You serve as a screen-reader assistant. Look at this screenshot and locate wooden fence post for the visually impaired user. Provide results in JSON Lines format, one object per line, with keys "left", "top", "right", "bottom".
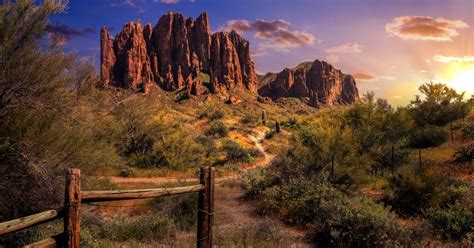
{"left": 197, "top": 167, "right": 210, "bottom": 248}
{"left": 64, "top": 169, "right": 81, "bottom": 248}
{"left": 208, "top": 167, "right": 215, "bottom": 248}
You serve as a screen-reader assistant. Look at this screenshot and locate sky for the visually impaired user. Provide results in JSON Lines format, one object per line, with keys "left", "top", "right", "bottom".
{"left": 48, "top": 0, "right": 474, "bottom": 106}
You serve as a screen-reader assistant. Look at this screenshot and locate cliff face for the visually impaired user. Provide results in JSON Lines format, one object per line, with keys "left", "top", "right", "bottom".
{"left": 100, "top": 12, "right": 257, "bottom": 94}
{"left": 258, "top": 60, "right": 359, "bottom": 106}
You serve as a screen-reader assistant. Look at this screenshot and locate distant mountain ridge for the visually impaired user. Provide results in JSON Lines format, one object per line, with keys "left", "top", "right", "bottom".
{"left": 258, "top": 60, "right": 359, "bottom": 107}
{"left": 100, "top": 12, "right": 358, "bottom": 107}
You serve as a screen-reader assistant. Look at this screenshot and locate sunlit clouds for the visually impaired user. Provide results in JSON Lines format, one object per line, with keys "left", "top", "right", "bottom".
{"left": 353, "top": 72, "right": 376, "bottom": 81}
{"left": 325, "top": 43, "right": 362, "bottom": 53}
{"left": 432, "top": 55, "right": 474, "bottom": 64}
{"left": 385, "top": 16, "right": 468, "bottom": 41}
{"left": 223, "top": 19, "right": 316, "bottom": 52}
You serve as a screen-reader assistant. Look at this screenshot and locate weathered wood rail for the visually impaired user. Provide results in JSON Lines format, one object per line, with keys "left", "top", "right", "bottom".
{"left": 0, "top": 167, "right": 215, "bottom": 248}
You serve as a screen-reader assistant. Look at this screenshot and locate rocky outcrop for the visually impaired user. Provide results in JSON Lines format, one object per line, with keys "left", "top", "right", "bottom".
{"left": 100, "top": 12, "right": 257, "bottom": 94}
{"left": 258, "top": 60, "right": 359, "bottom": 106}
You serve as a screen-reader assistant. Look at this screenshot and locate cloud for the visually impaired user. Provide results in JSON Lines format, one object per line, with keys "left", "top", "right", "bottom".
{"left": 46, "top": 24, "right": 95, "bottom": 45}
{"left": 324, "top": 55, "right": 340, "bottom": 63}
{"left": 385, "top": 16, "right": 468, "bottom": 41}
{"left": 110, "top": 0, "right": 136, "bottom": 7}
{"left": 110, "top": 0, "right": 146, "bottom": 12}
{"left": 223, "top": 19, "right": 316, "bottom": 52}
{"left": 154, "top": 0, "right": 179, "bottom": 3}
{"left": 325, "top": 43, "right": 362, "bottom": 53}
{"left": 153, "top": 0, "right": 196, "bottom": 3}
{"left": 250, "top": 50, "right": 268, "bottom": 58}
{"left": 432, "top": 55, "right": 474, "bottom": 63}
{"left": 353, "top": 72, "right": 396, "bottom": 81}
{"left": 378, "top": 75, "right": 396, "bottom": 80}
{"left": 353, "top": 73, "right": 376, "bottom": 81}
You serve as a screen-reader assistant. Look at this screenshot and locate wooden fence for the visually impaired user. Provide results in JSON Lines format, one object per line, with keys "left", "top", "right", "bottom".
{"left": 0, "top": 167, "right": 215, "bottom": 248}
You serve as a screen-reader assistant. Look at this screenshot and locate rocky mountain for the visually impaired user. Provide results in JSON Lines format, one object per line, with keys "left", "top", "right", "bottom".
{"left": 258, "top": 60, "right": 359, "bottom": 107}
{"left": 100, "top": 12, "right": 257, "bottom": 96}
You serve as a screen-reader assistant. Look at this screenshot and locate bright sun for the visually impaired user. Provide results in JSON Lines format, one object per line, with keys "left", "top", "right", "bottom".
{"left": 445, "top": 66, "right": 474, "bottom": 96}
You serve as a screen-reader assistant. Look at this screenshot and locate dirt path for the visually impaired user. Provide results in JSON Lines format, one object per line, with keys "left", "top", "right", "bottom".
{"left": 106, "top": 128, "right": 310, "bottom": 246}
{"left": 214, "top": 183, "right": 310, "bottom": 247}
{"left": 108, "top": 129, "right": 274, "bottom": 184}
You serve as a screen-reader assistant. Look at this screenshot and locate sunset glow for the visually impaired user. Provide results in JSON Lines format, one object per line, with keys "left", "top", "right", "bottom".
{"left": 445, "top": 64, "right": 474, "bottom": 96}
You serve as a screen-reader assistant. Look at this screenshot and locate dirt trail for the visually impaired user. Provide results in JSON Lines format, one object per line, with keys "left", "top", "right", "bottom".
{"left": 108, "top": 129, "right": 274, "bottom": 184}
{"left": 106, "top": 128, "right": 310, "bottom": 246}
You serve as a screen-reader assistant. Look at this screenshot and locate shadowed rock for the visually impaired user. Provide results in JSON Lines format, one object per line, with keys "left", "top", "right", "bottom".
{"left": 258, "top": 60, "right": 359, "bottom": 106}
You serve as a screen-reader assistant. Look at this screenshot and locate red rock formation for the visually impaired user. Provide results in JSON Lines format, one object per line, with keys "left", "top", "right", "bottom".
{"left": 258, "top": 60, "right": 359, "bottom": 106}
{"left": 100, "top": 22, "right": 153, "bottom": 92}
{"left": 100, "top": 27, "right": 115, "bottom": 86}
{"left": 100, "top": 12, "right": 257, "bottom": 95}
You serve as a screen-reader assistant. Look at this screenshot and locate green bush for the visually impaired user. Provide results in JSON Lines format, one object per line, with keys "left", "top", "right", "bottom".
{"left": 149, "top": 194, "right": 198, "bottom": 231}
{"left": 453, "top": 144, "right": 474, "bottom": 163}
{"left": 241, "top": 115, "right": 253, "bottom": 124}
{"left": 242, "top": 169, "right": 280, "bottom": 200}
{"left": 461, "top": 123, "right": 474, "bottom": 139}
{"left": 127, "top": 149, "right": 169, "bottom": 168}
{"left": 408, "top": 126, "right": 447, "bottom": 148}
{"left": 195, "top": 135, "right": 217, "bottom": 157}
{"left": 424, "top": 206, "right": 474, "bottom": 241}
{"left": 370, "top": 145, "right": 409, "bottom": 172}
{"left": 222, "top": 139, "right": 262, "bottom": 163}
{"left": 209, "top": 110, "right": 225, "bottom": 121}
{"left": 385, "top": 166, "right": 467, "bottom": 216}
{"left": 205, "top": 121, "right": 228, "bottom": 138}
{"left": 118, "top": 166, "right": 135, "bottom": 177}
{"left": 252, "top": 177, "right": 404, "bottom": 247}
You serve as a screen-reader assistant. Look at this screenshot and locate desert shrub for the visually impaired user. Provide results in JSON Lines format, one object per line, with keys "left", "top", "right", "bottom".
{"left": 369, "top": 145, "right": 410, "bottom": 173}
{"left": 215, "top": 220, "right": 284, "bottom": 247}
{"left": 208, "top": 110, "right": 225, "bottom": 121}
{"left": 198, "top": 109, "right": 209, "bottom": 119}
{"left": 242, "top": 169, "right": 280, "bottom": 200}
{"left": 205, "top": 121, "right": 228, "bottom": 138}
{"left": 384, "top": 166, "right": 468, "bottom": 216}
{"left": 127, "top": 149, "right": 169, "bottom": 168}
{"left": 311, "top": 197, "right": 404, "bottom": 247}
{"left": 98, "top": 215, "right": 176, "bottom": 242}
{"left": 241, "top": 114, "right": 253, "bottom": 124}
{"left": 222, "top": 139, "right": 261, "bottom": 163}
{"left": 195, "top": 135, "right": 217, "bottom": 157}
{"left": 252, "top": 177, "right": 404, "bottom": 247}
{"left": 149, "top": 194, "right": 198, "bottom": 231}
{"left": 408, "top": 125, "right": 447, "bottom": 148}
{"left": 117, "top": 133, "right": 155, "bottom": 157}
{"left": 118, "top": 166, "right": 136, "bottom": 177}
{"left": 453, "top": 144, "right": 474, "bottom": 163}
{"left": 424, "top": 206, "right": 474, "bottom": 241}
{"left": 461, "top": 123, "right": 474, "bottom": 139}
{"left": 265, "top": 131, "right": 275, "bottom": 139}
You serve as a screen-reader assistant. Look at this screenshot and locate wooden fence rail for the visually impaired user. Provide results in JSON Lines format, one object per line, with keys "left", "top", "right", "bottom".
{"left": 0, "top": 167, "right": 215, "bottom": 248}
